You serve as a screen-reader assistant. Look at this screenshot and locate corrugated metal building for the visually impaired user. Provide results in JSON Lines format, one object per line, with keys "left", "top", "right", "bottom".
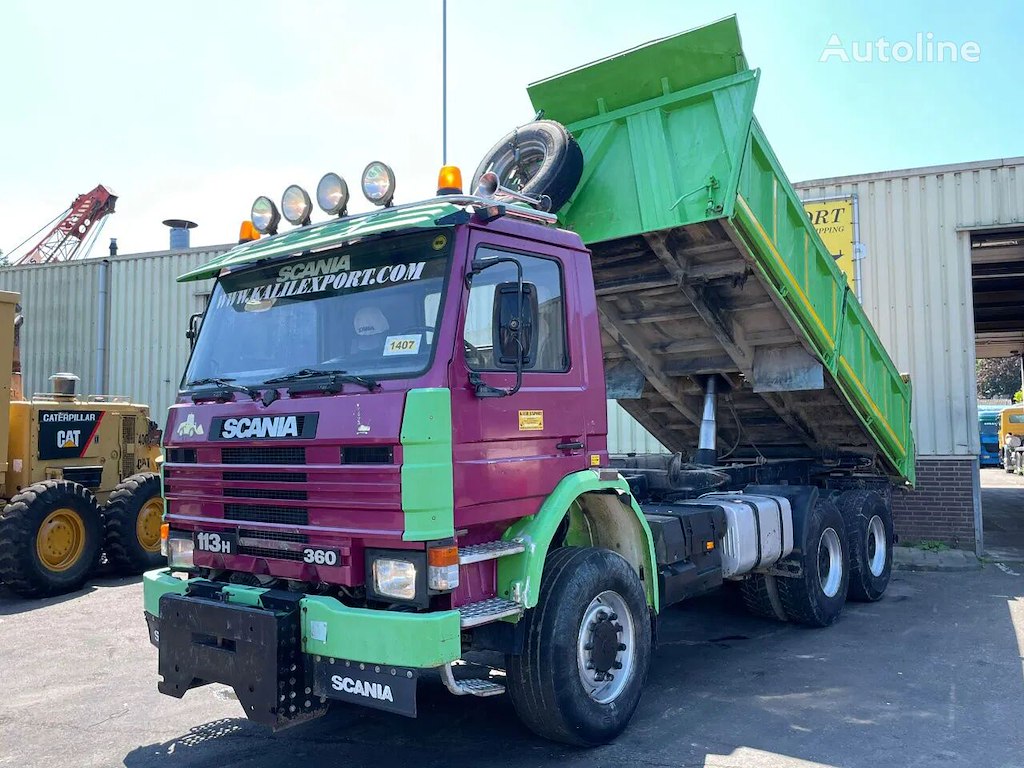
{"left": 796, "top": 156, "right": 1024, "bottom": 553}
{"left": 0, "top": 247, "right": 217, "bottom": 419}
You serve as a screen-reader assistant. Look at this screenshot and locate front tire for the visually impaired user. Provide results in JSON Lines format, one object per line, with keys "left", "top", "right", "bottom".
{"left": 837, "top": 490, "right": 893, "bottom": 602}
{"left": 507, "top": 546, "right": 652, "bottom": 746}
{"left": 104, "top": 473, "right": 165, "bottom": 573}
{"left": 777, "top": 499, "right": 849, "bottom": 627}
{"left": 0, "top": 480, "right": 103, "bottom": 598}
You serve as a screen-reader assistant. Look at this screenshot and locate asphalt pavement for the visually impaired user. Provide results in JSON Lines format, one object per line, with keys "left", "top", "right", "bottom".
{"left": 1, "top": 565, "right": 1022, "bottom": 768}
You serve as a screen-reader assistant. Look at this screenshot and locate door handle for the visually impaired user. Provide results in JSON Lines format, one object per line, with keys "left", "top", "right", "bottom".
{"left": 556, "top": 441, "right": 584, "bottom": 451}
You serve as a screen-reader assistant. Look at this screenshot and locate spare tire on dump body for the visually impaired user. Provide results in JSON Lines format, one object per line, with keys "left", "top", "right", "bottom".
{"left": 471, "top": 120, "right": 583, "bottom": 214}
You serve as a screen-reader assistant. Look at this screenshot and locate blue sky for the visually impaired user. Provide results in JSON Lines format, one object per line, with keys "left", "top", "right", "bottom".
{"left": 1, "top": 0, "right": 1019, "bottom": 256}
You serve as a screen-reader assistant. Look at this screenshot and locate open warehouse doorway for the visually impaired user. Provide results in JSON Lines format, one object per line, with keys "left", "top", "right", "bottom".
{"left": 971, "top": 226, "right": 1024, "bottom": 560}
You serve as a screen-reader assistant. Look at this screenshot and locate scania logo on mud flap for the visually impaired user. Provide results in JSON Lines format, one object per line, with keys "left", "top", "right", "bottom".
{"left": 209, "top": 413, "right": 318, "bottom": 441}
{"left": 331, "top": 675, "right": 394, "bottom": 703}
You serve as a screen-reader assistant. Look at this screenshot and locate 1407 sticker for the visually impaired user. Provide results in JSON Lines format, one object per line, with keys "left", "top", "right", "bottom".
{"left": 383, "top": 334, "right": 421, "bottom": 356}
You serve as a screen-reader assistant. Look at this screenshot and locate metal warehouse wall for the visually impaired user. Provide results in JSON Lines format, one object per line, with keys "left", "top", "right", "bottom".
{"left": 0, "top": 246, "right": 222, "bottom": 424}
{"left": 106, "top": 248, "right": 217, "bottom": 422}
{"left": 0, "top": 260, "right": 103, "bottom": 400}
{"left": 796, "top": 157, "right": 1024, "bottom": 457}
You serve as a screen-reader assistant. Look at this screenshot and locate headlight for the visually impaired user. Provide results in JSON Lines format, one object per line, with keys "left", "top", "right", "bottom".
{"left": 167, "top": 534, "right": 194, "bottom": 569}
{"left": 361, "top": 161, "right": 396, "bottom": 207}
{"left": 251, "top": 196, "right": 280, "bottom": 235}
{"left": 1008, "top": 435, "right": 1022, "bottom": 449}
{"left": 372, "top": 558, "right": 418, "bottom": 600}
{"left": 316, "top": 172, "right": 349, "bottom": 216}
{"left": 281, "top": 184, "right": 312, "bottom": 225}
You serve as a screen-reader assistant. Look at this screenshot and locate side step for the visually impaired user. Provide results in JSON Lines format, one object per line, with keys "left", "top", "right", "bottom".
{"left": 458, "top": 539, "right": 525, "bottom": 564}
{"left": 458, "top": 597, "right": 523, "bottom": 628}
{"left": 439, "top": 663, "right": 506, "bottom": 697}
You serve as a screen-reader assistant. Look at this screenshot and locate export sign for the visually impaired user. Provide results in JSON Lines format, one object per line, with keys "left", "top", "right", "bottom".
{"left": 803, "top": 198, "right": 856, "bottom": 293}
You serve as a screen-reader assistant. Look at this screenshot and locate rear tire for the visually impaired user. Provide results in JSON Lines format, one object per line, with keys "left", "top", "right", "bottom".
{"left": 740, "top": 573, "right": 788, "bottom": 622}
{"left": 0, "top": 480, "right": 102, "bottom": 598}
{"left": 104, "top": 473, "right": 165, "bottom": 573}
{"left": 471, "top": 120, "right": 584, "bottom": 214}
{"left": 837, "top": 490, "right": 893, "bottom": 602}
{"left": 777, "top": 499, "right": 848, "bottom": 627}
{"left": 507, "top": 546, "right": 651, "bottom": 746}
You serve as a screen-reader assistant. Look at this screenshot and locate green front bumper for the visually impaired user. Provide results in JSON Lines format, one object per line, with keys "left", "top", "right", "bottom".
{"left": 143, "top": 569, "right": 462, "bottom": 668}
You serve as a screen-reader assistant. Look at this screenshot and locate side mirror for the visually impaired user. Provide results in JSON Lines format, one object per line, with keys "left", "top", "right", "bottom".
{"left": 493, "top": 281, "right": 538, "bottom": 368}
{"left": 186, "top": 312, "right": 203, "bottom": 349}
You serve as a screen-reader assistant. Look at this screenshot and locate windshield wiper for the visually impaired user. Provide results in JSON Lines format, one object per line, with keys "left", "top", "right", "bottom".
{"left": 187, "top": 377, "right": 260, "bottom": 401}
{"left": 262, "top": 368, "right": 379, "bottom": 391}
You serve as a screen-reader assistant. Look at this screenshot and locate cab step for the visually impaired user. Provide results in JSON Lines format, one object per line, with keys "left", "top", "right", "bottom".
{"left": 458, "top": 597, "right": 523, "bottom": 628}
{"left": 458, "top": 539, "right": 526, "bottom": 564}
{"left": 440, "top": 663, "right": 506, "bottom": 697}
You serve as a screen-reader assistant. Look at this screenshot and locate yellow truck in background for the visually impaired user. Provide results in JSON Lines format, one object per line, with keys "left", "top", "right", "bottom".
{"left": 1000, "top": 405, "right": 1024, "bottom": 474}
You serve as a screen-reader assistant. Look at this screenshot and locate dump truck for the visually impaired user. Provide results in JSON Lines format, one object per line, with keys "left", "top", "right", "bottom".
{"left": 0, "top": 292, "right": 165, "bottom": 598}
{"left": 144, "top": 18, "right": 914, "bottom": 745}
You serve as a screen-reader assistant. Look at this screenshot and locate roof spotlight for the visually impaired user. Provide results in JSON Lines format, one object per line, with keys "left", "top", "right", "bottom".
{"left": 317, "top": 172, "right": 350, "bottom": 216}
{"left": 250, "top": 196, "right": 280, "bottom": 235}
{"left": 282, "top": 184, "right": 312, "bottom": 226}
{"left": 361, "top": 161, "right": 396, "bottom": 207}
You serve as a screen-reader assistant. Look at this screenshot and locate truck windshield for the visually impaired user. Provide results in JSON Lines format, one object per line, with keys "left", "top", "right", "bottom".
{"left": 183, "top": 231, "right": 451, "bottom": 389}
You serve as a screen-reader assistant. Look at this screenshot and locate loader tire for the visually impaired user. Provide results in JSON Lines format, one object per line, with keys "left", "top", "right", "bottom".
{"left": 0, "top": 480, "right": 102, "bottom": 598}
{"left": 740, "top": 573, "right": 788, "bottom": 622}
{"left": 104, "top": 472, "right": 164, "bottom": 574}
{"left": 837, "top": 490, "right": 893, "bottom": 602}
{"left": 777, "top": 498, "right": 848, "bottom": 627}
{"left": 506, "top": 546, "right": 651, "bottom": 746}
{"left": 471, "top": 120, "right": 583, "bottom": 214}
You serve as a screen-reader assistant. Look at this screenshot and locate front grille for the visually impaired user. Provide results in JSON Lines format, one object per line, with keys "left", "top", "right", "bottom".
{"left": 223, "top": 471, "right": 307, "bottom": 483}
{"left": 121, "top": 452, "right": 136, "bottom": 479}
{"left": 167, "top": 448, "right": 197, "bottom": 463}
{"left": 224, "top": 503, "right": 308, "bottom": 526}
{"left": 340, "top": 445, "right": 394, "bottom": 464}
{"left": 221, "top": 447, "right": 306, "bottom": 465}
{"left": 224, "top": 488, "right": 308, "bottom": 501}
{"left": 238, "top": 528, "right": 308, "bottom": 543}
{"left": 236, "top": 544, "right": 306, "bottom": 562}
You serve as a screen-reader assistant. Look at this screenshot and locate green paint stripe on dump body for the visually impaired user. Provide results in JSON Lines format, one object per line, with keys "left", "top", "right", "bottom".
{"left": 496, "top": 470, "right": 660, "bottom": 612}
{"left": 400, "top": 388, "right": 454, "bottom": 541}
{"left": 528, "top": 15, "right": 915, "bottom": 485}
{"left": 301, "top": 596, "right": 462, "bottom": 667}
{"left": 177, "top": 201, "right": 464, "bottom": 282}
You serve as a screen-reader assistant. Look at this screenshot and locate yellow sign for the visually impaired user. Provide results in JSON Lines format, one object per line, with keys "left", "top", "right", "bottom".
{"left": 590, "top": 454, "right": 601, "bottom": 467}
{"left": 803, "top": 198, "right": 856, "bottom": 292}
{"left": 518, "top": 410, "right": 544, "bottom": 431}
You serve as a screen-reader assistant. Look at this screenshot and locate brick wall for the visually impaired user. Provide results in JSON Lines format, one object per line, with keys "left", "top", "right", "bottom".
{"left": 890, "top": 458, "right": 977, "bottom": 550}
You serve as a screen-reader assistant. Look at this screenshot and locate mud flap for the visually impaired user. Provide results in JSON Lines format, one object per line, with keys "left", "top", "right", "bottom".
{"left": 157, "top": 591, "right": 328, "bottom": 729}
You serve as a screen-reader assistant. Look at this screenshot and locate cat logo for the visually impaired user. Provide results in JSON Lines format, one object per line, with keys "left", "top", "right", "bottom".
{"left": 56, "top": 430, "right": 81, "bottom": 449}
{"left": 176, "top": 413, "right": 204, "bottom": 437}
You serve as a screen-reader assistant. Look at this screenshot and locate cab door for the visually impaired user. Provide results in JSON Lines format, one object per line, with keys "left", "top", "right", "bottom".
{"left": 450, "top": 231, "right": 591, "bottom": 528}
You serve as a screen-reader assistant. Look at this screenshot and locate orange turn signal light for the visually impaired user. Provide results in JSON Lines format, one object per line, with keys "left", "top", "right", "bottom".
{"left": 238, "top": 220, "right": 261, "bottom": 243}
{"left": 160, "top": 523, "right": 170, "bottom": 542}
{"left": 428, "top": 544, "right": 459, "bottom": 567}
{"left": 436, "top": 165, "right": 463, "bottom": 196}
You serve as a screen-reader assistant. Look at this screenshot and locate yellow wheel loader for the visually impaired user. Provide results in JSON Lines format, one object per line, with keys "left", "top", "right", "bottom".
{"left": 0, "top": 291, "right": 163, "bottom": 598}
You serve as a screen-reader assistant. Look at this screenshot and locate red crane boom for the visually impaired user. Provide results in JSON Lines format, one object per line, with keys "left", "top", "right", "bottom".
{"left": 14, "top": 185, "right": 117, "bottom": 265}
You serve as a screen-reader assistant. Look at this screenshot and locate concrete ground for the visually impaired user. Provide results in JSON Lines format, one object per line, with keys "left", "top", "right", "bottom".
{"left": 2, "top": 567, "right": 1023, "bottom": 768}
{"left": 982, "top": 467, "right": 1024, "bottom": 561}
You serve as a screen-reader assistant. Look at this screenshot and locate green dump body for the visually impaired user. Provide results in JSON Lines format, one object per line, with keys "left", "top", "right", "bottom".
{"left": 529, "top": 17, "right": 915, "bottom": 484}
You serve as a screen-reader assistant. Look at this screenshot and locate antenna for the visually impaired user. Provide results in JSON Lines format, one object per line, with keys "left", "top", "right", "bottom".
{"left": 442, "top": 0, "right": 447, "bottom": 166}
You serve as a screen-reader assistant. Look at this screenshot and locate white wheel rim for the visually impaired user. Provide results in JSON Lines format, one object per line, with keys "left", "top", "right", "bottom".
{"left": 576, "top": 590, "right": 635, "bottom": 704}
{"left": 867, "top": 515, "right": 887, "bottom": 577}
{"left": 818, "top": 527, "right": 843, "bottom": 598}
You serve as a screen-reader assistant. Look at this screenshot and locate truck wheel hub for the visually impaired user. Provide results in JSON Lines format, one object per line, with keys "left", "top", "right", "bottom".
{"left": 36, "top": 508, "right": 86, "bottom": 571}
{"left": 576, "top": 590, "right": 634, "bottom": 704}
